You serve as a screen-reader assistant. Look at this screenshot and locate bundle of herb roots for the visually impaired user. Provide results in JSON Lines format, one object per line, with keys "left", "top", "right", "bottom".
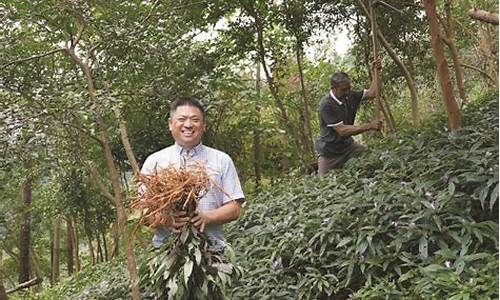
{"left": 132, "top": 165, "right": 240, "bottom": 300}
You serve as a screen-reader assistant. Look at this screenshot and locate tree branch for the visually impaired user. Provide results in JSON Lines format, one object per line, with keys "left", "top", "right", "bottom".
{"left": 1, "top": 48, "right": 65, "bottom": 70}
{"left": 6, "top": 277, "right": 42, "bottom": 294}
{"left": 469, "top": 8, "right": 499, "bottom": 25}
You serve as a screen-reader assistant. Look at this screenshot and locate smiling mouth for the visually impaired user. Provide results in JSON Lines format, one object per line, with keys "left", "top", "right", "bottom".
{"left": 181, "top": 129, "right": 194, "bottom": 136}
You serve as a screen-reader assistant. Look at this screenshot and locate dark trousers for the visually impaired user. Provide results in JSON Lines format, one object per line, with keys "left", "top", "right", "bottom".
{"left": 318, "top": 142, "right": 366, "bottom": 176}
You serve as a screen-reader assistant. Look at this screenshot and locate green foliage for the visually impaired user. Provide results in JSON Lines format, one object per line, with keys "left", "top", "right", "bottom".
{"left": 225, "top": 91, "right": 499, "bottom": 299}
{"left": 13, "top": 259, "right": 129, "bottom": 300}
{"left": 140, "top": 225, "right": 241, "bottom": 300}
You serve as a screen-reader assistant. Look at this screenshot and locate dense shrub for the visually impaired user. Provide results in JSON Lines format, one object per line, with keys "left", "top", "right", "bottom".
{"left": 225, "top": 91, "right": 499, "bottom": 299}
{"left": 18, "top": 92, "right": 498, "bottom": 299}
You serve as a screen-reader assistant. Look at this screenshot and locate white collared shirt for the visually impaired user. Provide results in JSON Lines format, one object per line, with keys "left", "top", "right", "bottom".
{"left": 141, "top": 142, "right": 245, "bottom": 249}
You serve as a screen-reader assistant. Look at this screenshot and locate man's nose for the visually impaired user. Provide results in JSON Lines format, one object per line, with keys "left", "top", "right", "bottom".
{"left": 183, "top": 119, "right": 193, "bottom": 127}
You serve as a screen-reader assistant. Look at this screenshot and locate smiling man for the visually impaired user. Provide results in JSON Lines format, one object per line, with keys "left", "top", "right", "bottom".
{"left": 315, "top": 60, "right": 382, "bottom": 176}
{"left": 140, "top": 97, "right": 245, "bottom": 251}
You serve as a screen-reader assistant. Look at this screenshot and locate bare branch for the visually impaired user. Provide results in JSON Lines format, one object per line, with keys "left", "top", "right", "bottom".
{"left": 469, "top": 8, "right": 499, "bottom": 25}
{"left": 1, "top": 48, "right": 65, "bottom": 70}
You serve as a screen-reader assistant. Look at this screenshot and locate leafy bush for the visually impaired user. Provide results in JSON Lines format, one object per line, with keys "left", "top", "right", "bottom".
{"left": 12, "top": 259, "right": 130, "bottom": 300}
{"left": 19, "top": 92, "right": 498, "bottom": 299}
{"left": 225, "top": 91, "right": 499, "bottom": 299}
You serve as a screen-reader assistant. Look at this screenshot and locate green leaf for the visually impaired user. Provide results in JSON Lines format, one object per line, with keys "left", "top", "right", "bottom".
{"left": 336, "top": 237, "right": 352, "bottom": 248}
{"left": 183, "top": 260, "right": 193, "bottom": 285}
{"left": 489, "top": 183, "right": 498, "bottom": 211}
{"left": 419, "top": 236, "right": 428, "bottom": 259}
{"left": 194, "top": 247, "right": 202, "bottom": 265}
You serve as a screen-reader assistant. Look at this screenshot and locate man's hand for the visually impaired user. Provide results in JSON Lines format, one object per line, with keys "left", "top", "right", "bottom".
{"left": 368, "top": 119, "right": 383, "bottom": 131}
{"left": 165, "top": 211, "right": 190, "bottom": 232}
{"left": 371, "top": 59, "right": 382, "bottom": 71}
{"left": 191, "top": 209, "right": 213, "bottom": 233}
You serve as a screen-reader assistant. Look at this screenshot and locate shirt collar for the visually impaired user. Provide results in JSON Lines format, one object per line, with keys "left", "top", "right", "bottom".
{"left": 174, "top": 142, "right": 204, "bottom": 157}
{"left": 329, "top": 90, "right": 343, "bottom": 105}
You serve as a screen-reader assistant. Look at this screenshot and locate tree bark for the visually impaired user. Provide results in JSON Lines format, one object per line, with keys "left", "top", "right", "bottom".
{"left": 242, "top": 2, "right": 308, "bottom": 169}
{"left": 18, "top": 180, "right": 31, "bottom": 284}
{"left": 71, "top": 218, "right": 80, "bottom": 272}
{"left": 423, "top": 0, "right": 461, "bottom": 130}
{"left": 295, "top": 41, "right": 314, "bottom": 158}
{"left": 442, "top": 0, "right": 467, "bottom": 105}
{"left": 253, "top": 63, "right": 262, "bottom": 194}
{"left": 51, "top": 217, "right": 60, "bottom": 285}
{"left": 469, "top": 8, "right": 499, "bottom": 25}
{"left": 101, "top": 229, "right": 109, "bottom": 262}
{"left": 113, "top": 105, "right": 140, "bottom": 175}
{"left": 369, "top": 0, "right": 383, "bottom": 121}
{"left": 357, "top": 0, "right": 420, "bottom": 126}
{"left": 6, "top": 278, "right": 42, "bottom": 295}
{"left": 96, "top": 234, "right": 104, "bottom": 263}
{"left": 83, "top": 221, "right": 95, "bottom": 265}
{"left": 66, "top": 218, "right": 74, "bottom": 275}
{"left": 28, "top": 247, "right": 42, "bottom": 291}
{"left": 66, "top": 40, "right": 141, "bottom": 299}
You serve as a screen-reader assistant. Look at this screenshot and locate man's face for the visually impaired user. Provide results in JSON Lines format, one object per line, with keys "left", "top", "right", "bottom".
{"left": 332, "top": 81, "right": 351, "bottom": 100}
{"left": 168, "top": 105, "right": 206, "bottom": 149}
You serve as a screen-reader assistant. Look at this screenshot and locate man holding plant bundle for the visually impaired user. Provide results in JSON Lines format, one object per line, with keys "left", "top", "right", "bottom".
{"left": 315, "top": 60, "right": 382, "bottom": 176}
{"left": 140, "top": 97, "right": 245, "bottom": 251}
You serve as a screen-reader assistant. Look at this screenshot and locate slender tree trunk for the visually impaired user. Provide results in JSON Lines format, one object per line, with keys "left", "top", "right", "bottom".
{"left": 66, "top": 43, "right": 141, "bottom": 300}
{"left": 295, "top": 41, "right": 314, "bottom": 158}
{"left": 83, "top": 222, "right": 95, "bottom": 265}
{"left": 357, "top": 0, "right": 420, "bottom": 126}
{"left": 113, "top": 105, "right": 140, "bottom": 175}
{"left": 379, "top": 96, "right": 395, "bottom": 132}
{"left": 382, "top": 95, "right": 397, "bottom": 132}
{"left": 51, "top": 217, "right": 60, "bottom": 285}
{"left": 369, "top": 0, "right": 383, "bottom": 121}
{"left": 18, "top": 180, "right": 31, "bottom": 284}
{"left": 28, "top": 247, "right": 42, "bottom": 291}
{"left": 101, "top": 230, "right": 109, "bottom": 262}
{"left": 66, "top": 218, "right": 74, "bottom": 275}
{"left": 423, "top": 0, "right": 461, "bottom": 130}
{"left": 0, "top": 251, "right": 8, "bottom": 300}
{"left": 71, "top": 218, "right": 80, "bottom": 272}
{"left": 243, "top": 2, "right": 307, "bottom": 169}
{"left": 253, "top": 63, "right": 262, "bottom": 194}
{"left": 442, "top": 0, "right": 467, "bottom": 105}
{"left": 96, "top": 234, "right": 104, "bottom": 263}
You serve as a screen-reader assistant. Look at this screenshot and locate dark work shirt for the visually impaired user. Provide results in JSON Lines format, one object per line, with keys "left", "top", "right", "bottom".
{"left": 315, "top": 90, "right": 365, "bottom": 157}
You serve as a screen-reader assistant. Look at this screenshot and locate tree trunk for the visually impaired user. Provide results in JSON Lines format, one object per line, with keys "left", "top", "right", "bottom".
{"left": 83, "top": 222, "right": 95, "bottom": 265}
{"left": 0, "top": 251, "right": 8, "bottom": 300}
{"left": 101, "top": 230, "right": 109, "bottom": 262}
{"left": 357, "top": 0, "right": 420, "bottom": 126}
{"left": 295, "top": 41, "right": 314, "bottom": 158}
{"left": 369, "top": 0, "right": 383, "bottom": 121}
{"left": 66, "top": 43, "right": 141, "bottom": 300}
{"left": 243, "top": 2, "right": 307, "bottom": 169}
{"left": 28, "top": 247, "right": 42, "bottom": 291}
{"left": 96, "top": 234, "right": 104, "bottom": 263}
{"left": 71, "top": 218, "right": 80, "bottom": 272}
{"left": 442, "top": 0, "right": 467, "bottom": 105}
{"left": 253, "top": 63, "right": 262, "bottom": 194}
{"left": 51, "top": 217, "right": 60, "bottom": 285}
{"left": 66, "top": 218, "right": 74, "bottom": 275}
{"left": 18, "top": 180, "right": 31, "bottom": 284}
{"left": 113, "top": 105, "right": 140, "bottom": 175}
{"left": 468, "top": 8, "right": 499, "bottom": 25}
{"left": 423, "top": 0, "right": 461, "bottom": 130}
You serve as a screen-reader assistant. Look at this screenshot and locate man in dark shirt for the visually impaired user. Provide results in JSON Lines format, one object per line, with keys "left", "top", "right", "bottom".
{"left": 315, "top": 61, "right": 382, "bottom": 175}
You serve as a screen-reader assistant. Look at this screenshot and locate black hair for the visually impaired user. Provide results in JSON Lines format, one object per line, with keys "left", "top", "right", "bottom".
{"left": 330, "top": 72, "right": 351, "bottom": 88}
{"left": 169, "top": 97, "right": 206, "bottom": 119}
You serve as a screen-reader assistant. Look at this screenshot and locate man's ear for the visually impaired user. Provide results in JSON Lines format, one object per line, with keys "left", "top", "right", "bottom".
{"left": 167, "top": 118, "right": 172, "bottom": 131}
